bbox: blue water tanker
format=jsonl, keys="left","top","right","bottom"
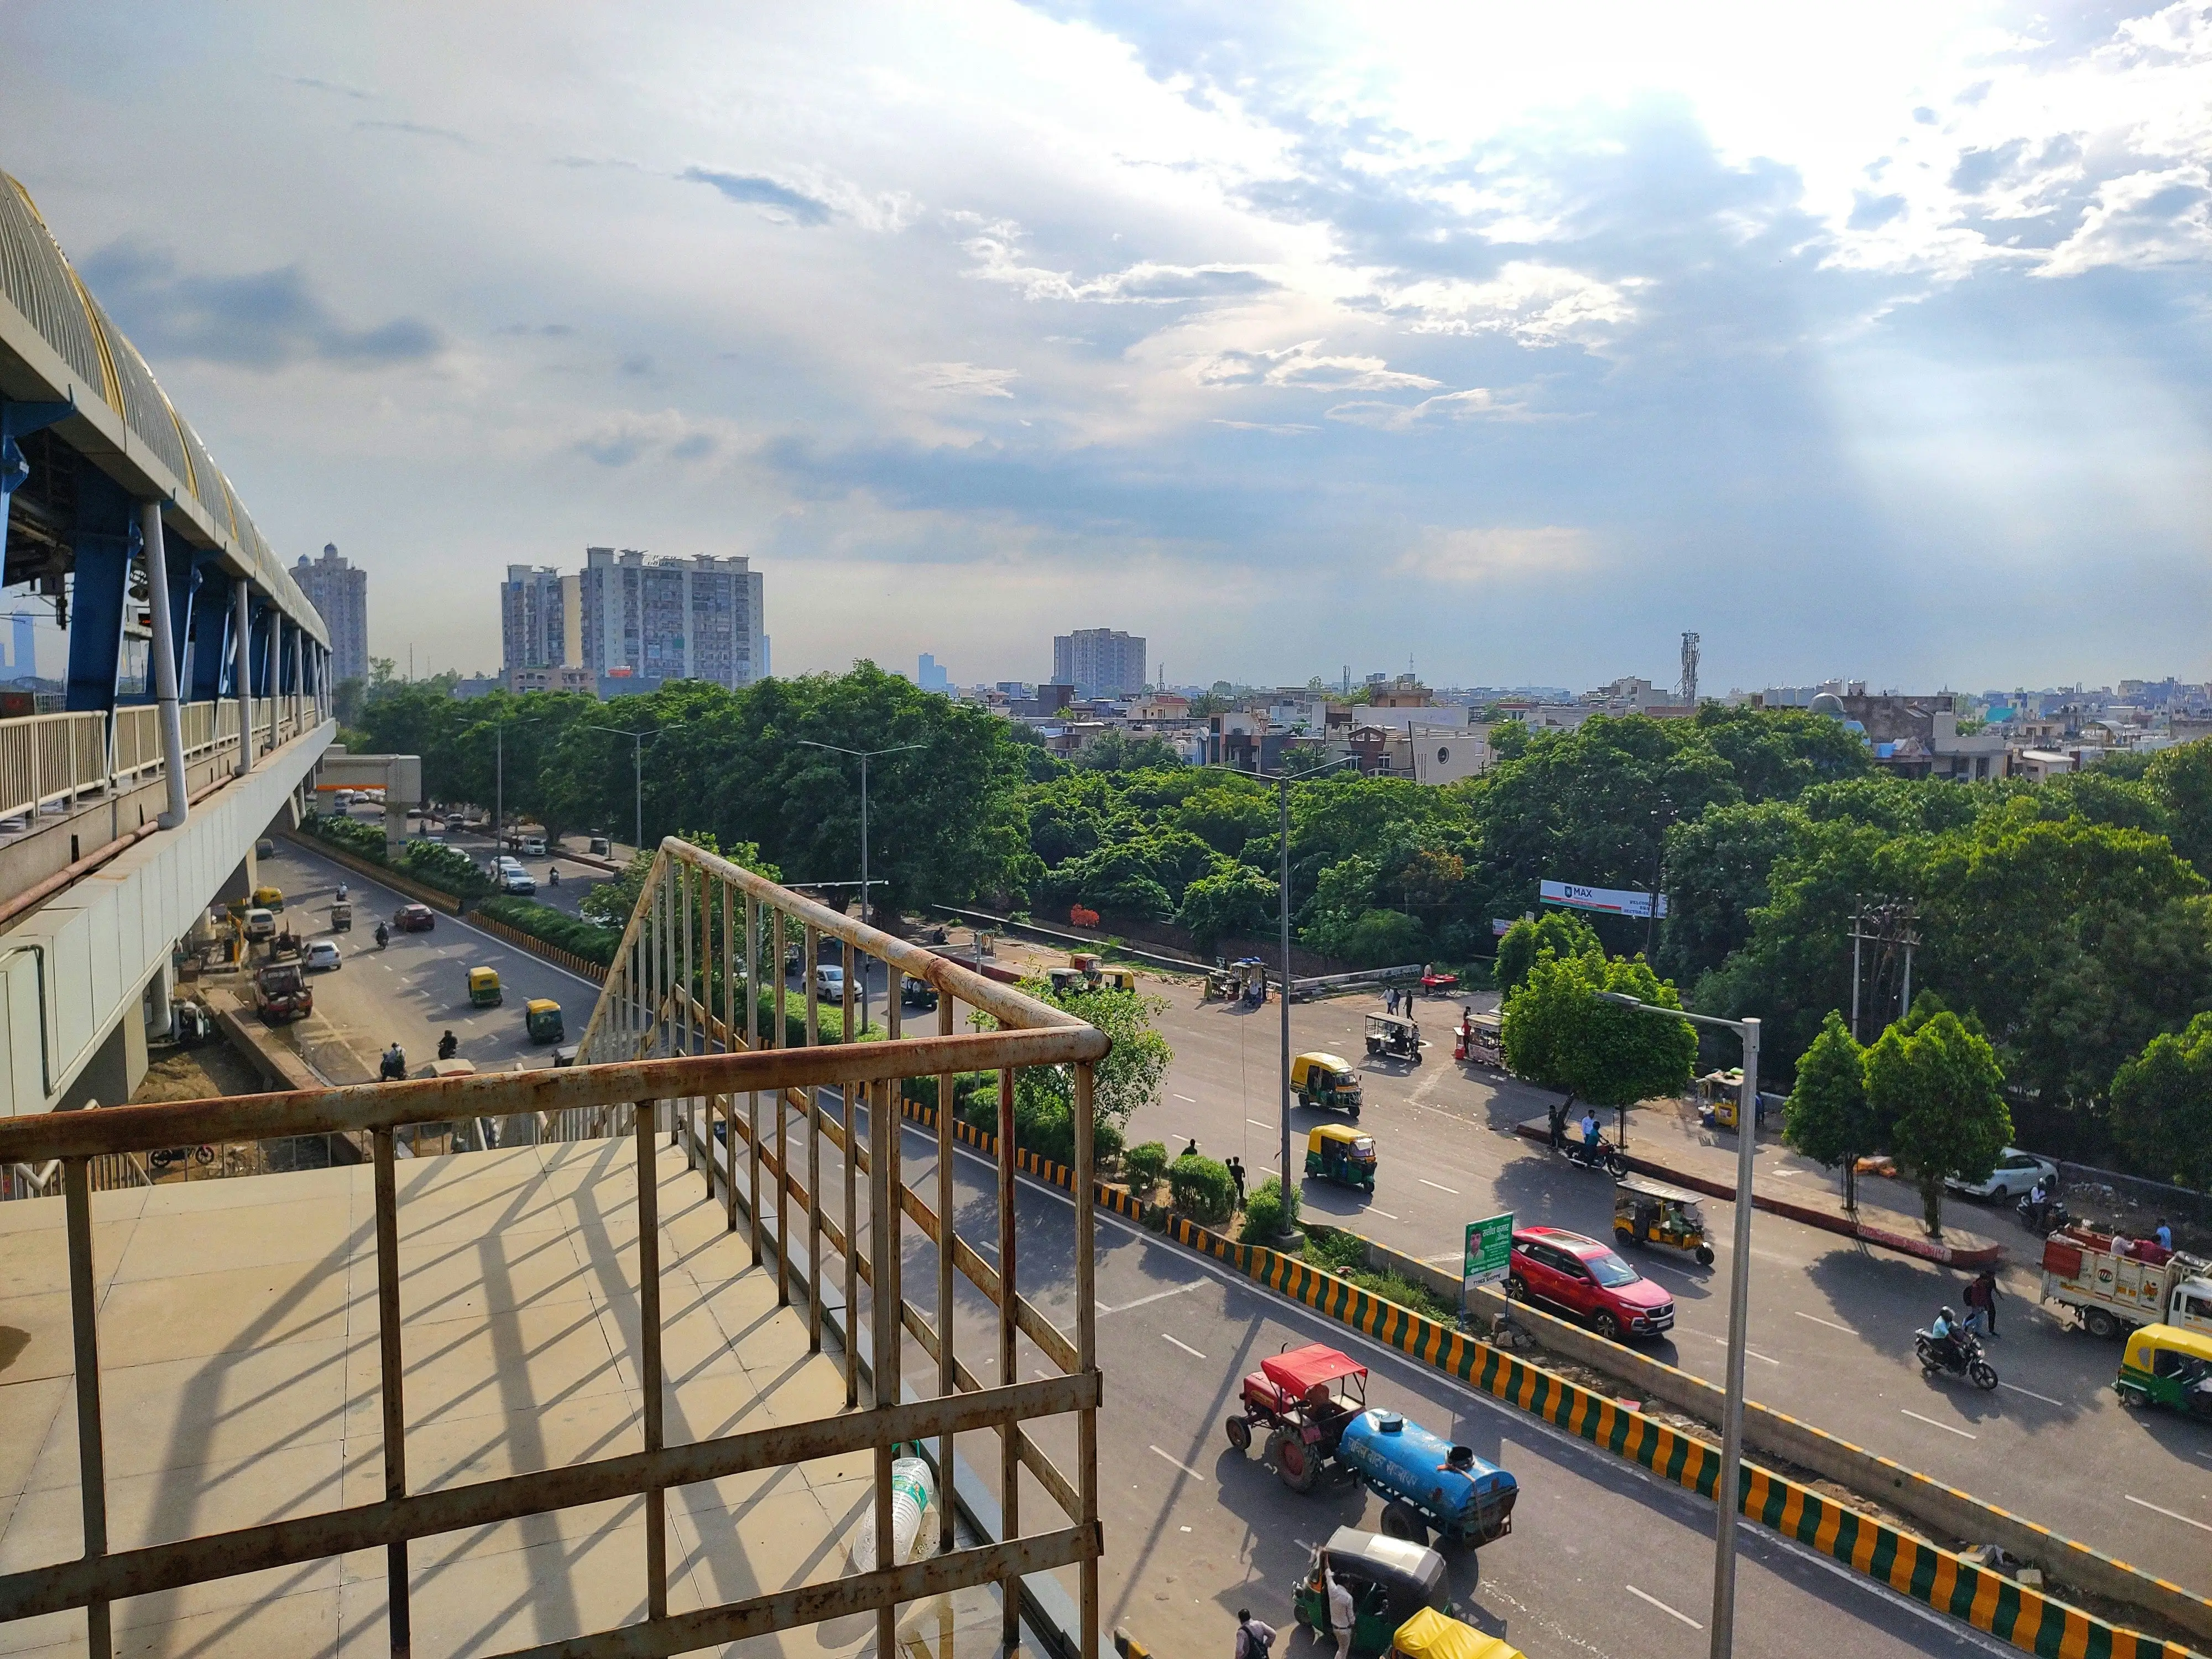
{"left": 1335, "top": 1409, "right": 1518, "bottom": 1555}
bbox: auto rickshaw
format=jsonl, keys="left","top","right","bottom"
{"left": 467, "top": 965, "right": 504, "bottom": 1007}
{"left": 1306, "top": 1124, "right": 1377, "bottom": 1191}
{"left": 1365, "top": 1013, "right": 1422, "bottom": 1062}
{"left": 2116, "top": 1323, "right": 2212, "bottom": 1422}
{"left": 1613, "top": 1175, "right": 1714, "bottom": 1264}
{"left": 1292, "top": 1529, "right": 1454, "bottom": 1658}
{"left": 525, "top": 998, "right": 564, "bottom": 1044}
{"left": 1453, "top": 1011, "right": 1501, "bottom": 1067}
{"left": 1389, "top": 1606, "right": 1525, "bottom": 1659}
{"left": 255, "top": 884, "right": 285, "bottom": 914}
{"left": 1292, "top": 1051, "right": 1362, "bottom": 1116}
{"left": 331, "top": 899, "right": 352, "bottom": 932}
{"left": 1096, "top": 966, "right": 1137, "bottom": 993}
{"left": 901, "top": 973, "right": 938, "bottom": 1009}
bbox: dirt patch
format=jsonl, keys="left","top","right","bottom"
{"left": 132, "top": 1035, "right": 267, "bottom": 1103}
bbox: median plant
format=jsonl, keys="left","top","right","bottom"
{"left": 1167, "top": 1152, "right": 1235, "bottom": 1225}
{"left": 1121, "top": 1140, "right": 1170, "bottom": 1202}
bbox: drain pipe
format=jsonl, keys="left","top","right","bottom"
{"left": 139, "top": 501, "right": 189, "bottom": 829}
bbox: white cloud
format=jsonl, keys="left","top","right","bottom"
{"left": 1402, "top": 525, "right": 1599, "bottom": 582}
{"left": 1326, "top": 388, "right": 1520, "bottom": 430}
{"left": 911, "top": 361, "right": 1021, "bottom": 397}
{"left": 2040, "top": 164, "right": 2212, "bottom": 277}
{"left": 1189, "top": 338, "right": 1439, "bottom": 392}
{"left": 960, "top": 218, "right": 1278, "bottom": 304}
{"left": 1377, "top": 263, "right": 1637, "bottom": 347}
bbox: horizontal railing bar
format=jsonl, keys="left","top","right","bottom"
{"left": 0, "top": 1373, "right": 1098, "bottom": 1619}
{"left": 0, "top": 1029, "right": 1105, "bottom": 1163}
{"left": 654, "top": 838, "right": 1086, "bottom": 1034}
{"left": 488, "top": 1525, "right": 1094, "bottom": 1659}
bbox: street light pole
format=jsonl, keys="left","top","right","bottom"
{"left": 796, "top": 740, "right": 923, "bottom": 929}
{"left": 581, "top": 722, "right": 684, "bottom": 857}
{"left": 1597, "top": 991, "right": 1759, "bottom": 1659}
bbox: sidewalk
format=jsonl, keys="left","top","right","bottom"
{"left": 1517, "top": 1100, "right": 2004, "bottom": 1267}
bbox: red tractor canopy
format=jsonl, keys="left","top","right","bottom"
{"left": 1263, "top": 1343, "right": 1368, "bottom": 1402}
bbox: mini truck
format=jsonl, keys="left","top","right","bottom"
{"left": 2041, "top": 1227, "right": 2212, "bottom": 1341}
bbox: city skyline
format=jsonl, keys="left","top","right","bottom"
{"left": 4, "top": 6, "right": 2208, "bottom": 692}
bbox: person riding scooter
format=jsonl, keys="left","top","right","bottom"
{"left": 437, "top": 1030, "right": 459, "bottom": 1061}
{"left": 379, "top": 1042, "right": 407, "bottom": 1082}
{"left": 548, "top": 865, "right": 560, "bottom": 887}
{"left": 375, "top": 922, "right": 390, "bottom": 949}
{"left": 336, "top": 880, "right": 349, "bottom": 901}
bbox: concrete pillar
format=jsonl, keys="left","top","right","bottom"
{"left": 144, "top": 958, "right": 173, "bottom": 1042}
{"left": 233, "top": 580, "right": 254, "bottom": 775}
{"left": 138, "top": 501, "right": 190, "bottom": 829}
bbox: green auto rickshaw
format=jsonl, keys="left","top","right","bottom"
{"left": 467, "top": 966, "right": 503, "bottom": 1007}
{"left": 1292, "top": 1528, "right": 1453, "bottom": 1657}
{"left": 1305, "top": 1124, "right": 1377, "bottom": 1192}
{"left": 525, "top": 998, "right": 565, "bottom": 1044}
{"left": 1292, "top": 1051, "right": 1362, "bottom": 1117}
{"left": 2116, "top": 1324, "right": 2212, "bottom": 1422}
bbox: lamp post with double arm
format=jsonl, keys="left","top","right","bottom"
{"left": 581, "top": 721, "right": 686, "bottom": 856}
{"left": 796, "top": 740, "right": 923, "bottom": 929}
{"left": 1596, "top": 990, "right": 1759, "bottom": 1659}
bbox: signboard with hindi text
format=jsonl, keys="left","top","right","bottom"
{"left": 1464, "top": 1213, "right": 1514, "bottom": 1304}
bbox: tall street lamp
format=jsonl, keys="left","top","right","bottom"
{"left": 491, "top": 715, "right": 541, "bottom": 857}
{"left": 582, "top": 722, "right": 686, "bottom": 855}
{"left": 1203, "top": 752, "right": 1354, "bottom": 1233}
{"left": 795, "top": 740, "right": 922, "bottom": 928}
{"left": 1597, "top": 990, "right": 1759, "bottom": 1659}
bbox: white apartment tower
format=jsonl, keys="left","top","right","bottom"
{"left": 500, "top": 565, "right": 567, "bottom": 674}
{"left": 294, "top": 543, "right": 369, "bottom": 684}
{"left": 1052, "top": 627, "right": 1146, "bottom": 697}
{"left": 576, "top": 547, "right": 766, "bottom": 688}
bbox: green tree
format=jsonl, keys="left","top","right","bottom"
{"left": 1693, "top": 702, "right": 1871, "bottom": 802}
{"left": 1176, "top": 865, "right": 1276, "bottom": 953}
{"left": 2147, "top": 739, "right": 2212, "bottom": 876}
{"left": 967, "top": 978, "right": 1173, "bottom": 1168}
{"left": 1864, "top": 1010, "right": 2010, "bottom": 1237}
{"left": 2110, "top": 1012, "right": 2212, "bottom": 1190}
{"left": 1501, "top": 950, "right": 1698, "bottom": 1135}
{"left": 332, "top": 676, "right": 366, "bottom": 728}
{"left": 1653, "top": 800, "right": 1807, "bottom": 984}
{"left": 580, "top": 834, "right": 779, "bottom": 927}
{"left": 1495, "top": 910, "right": 1600, "bottom": 993}
{"left": 1783, "top": 1012, "right": 1879, "bottom": 1211}
{"left": 1074, "top": 731, "right": 1185, "bottom": 772}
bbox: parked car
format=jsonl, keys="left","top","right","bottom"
{"left": 242, "top": 907, "right": 277, "bottom": 943}
{"left": 1507, "top": 1225, "right": 1675, "bottom": 1342}
{"left": 815, "top": 964, "right": 846, "bottom": 999}
{"left": 1947, "top": 1146, "right": 2058, "bottom": 1201}
{"left": 393, "top": 903, "right": 437, "bottom": 933}
{"left": 302, "top": 940, "right": 343, "bottom": 971}
{"left": 519, "top": 836, "right": 547, "bottom": 856}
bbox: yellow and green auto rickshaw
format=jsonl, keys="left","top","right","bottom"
{"left": 1390, "top": 1605, "right": 1525, "bottom": 1659}
{"left": 1306, "top": 1124, "right": 1378, "bottom": 1192}
{"left": 525, "top": 998, "right": 564, "bottom": 1044}
{"left": 2116, "top": 1323, "right": 2212, "bottom": 1422}
{"left": 1613, "top": 1176, "right": 1715, "bottom": 1265}
{"left": 1291, "top": 1051, "right": 1362, "bottom": 1117}
{"left": 467, "top": 966, "right": 503, "bottom": 1008}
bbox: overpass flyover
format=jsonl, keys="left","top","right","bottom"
{"left": 0, "top": 166, "right": 337, "bottom": 1120}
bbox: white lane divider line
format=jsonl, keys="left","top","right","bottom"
{"left": 1097, "top": 1282, "right": 1202, "bottom": 1316}
{"left": 2125, "top": 1494, "right": 2212, "bottom": 1533}
{"left": 1418, "top": 1178, "right": 1460, "bottom": 1194}
{"left": 1625, "top": 1584, "right": 1703, "bottom": 1629}
{"left": 1900, "top": 1409, "right": 1976, "bottom": 1439}
{"left": 1161, "top": 1333, "right": 1207, "bottom": 1360}
{"left": 1367, "top": 1209, "right": 1401, "bottom": 1221}
{"left": 1248, "top": 1119, "right": 1273, "bottom": 1130}
{"left": 1149, "top": 1443, "right": 1204, "bottom": 1480}
{"left": 1679, "top": 1329, "right": 1781, "bottom": 1366}
{"left": 1794, "top": 1311, "right": 1854, "bottom": 1334}
{"left": 1998, "top": 1380, "right": 2065, "bottom": 1408}
{"left": 1174, "top": 1094, "right": 1198, "bottom": 1103}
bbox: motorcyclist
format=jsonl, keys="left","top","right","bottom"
{"left": 375, "top": 922, "right": 390, "bottom": 948}
{"left": 1929, "top": 1305, "right": 1966, "bottom": 1370}
{"left": 336, "top": 880, "right": 349, "bottom": 901}
{"left": 379, "top": 1042, "right": 406, "bottom": 1082}
{"left": 437, "top": 1030, "right": 459, "bottom": 1061}
{"left": 1580, "top": 1109, "right": 1600, "bottom": 1149}
{"left": 548, "top": 864, "right": 560, "bottom": 887}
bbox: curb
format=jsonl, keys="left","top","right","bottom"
{"left": 906, "top": 1098, "right": 2200, "bottom": 1659}
{"left": 471, "top": 914, "right": 611, "bottom": 985}
{"left": 1512, "top": 1121, "right": 2005, "bottom": 1269}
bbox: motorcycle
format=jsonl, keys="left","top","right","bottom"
{"left": 437, "top": 1031, "right": 460, "bottom": 1061}
{"left": 374, "top": 923, "right": 390, "bottom": 950}
{"left": 2016, "top": 1192, "right": 2070, "bottom": 1237}
{"left": 548, "top": 866, "right": 560, "bottom": 887}
{"left": 379, "top": 1050, "right": 408, "bottom": 1082}
{"left": 1914, "top": 1328, "right": 2000, "bottom": 1390}
{"left": 1559, "top": 1136, "right": 1629, "bottom": 1178}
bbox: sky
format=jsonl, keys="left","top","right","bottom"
{"left": 4, "top": 2, "right": 2209, "bottom": 693}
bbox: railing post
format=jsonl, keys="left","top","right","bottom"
{"left": 870, "top": 998, "right": 899, "bottom": 1659}
{"left": 804, "top": 922, "right": 822, "bottom": 1354}
{"left": 677, "top": 861, "right": 692, "bottom": 1159}
{"left": 62, "top": 1157, "right": 111, "bottom": 1659}
{"left": 842, "top": 938, "right": 858, "bottom": 1411}
{"left": 937, "top": 988, "right": 956, "bottom": 1554}
{"left": 745, "top": 894, "right": 761, "bottom": 1267}
{"left": 997, "top": 1063, "right": 1020, "bottom": 1651}
{"left": 1074, "top": 1060, "right": 1100, "bottom": 1657}
{"left": 721, "top": 877, "right": 737, "bottom": 1233}
{"left": 371, "top": 1128, "right": 411, "bottom": 1657}
{"left": 635, "top": 1103, "right": 669, "bottom": 1621}
{"left": 772, "top": 907, "right": 787, "bottom": 1306}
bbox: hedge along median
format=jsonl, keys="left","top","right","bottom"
{"left": 281, "top": 826, "right": 461, "bottom": 915}
{"left": 895, "top": 1093, "right": 2205, "bottom": 1659}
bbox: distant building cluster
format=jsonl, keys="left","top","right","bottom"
{"left": 293, "top": 543, "right": 369, "bottom": 685}
{"left": 1052, "top": 627, "right": 1146, "bottom": 697}
{"left": 498, "top": 547, "right": 767, "bottom": 699}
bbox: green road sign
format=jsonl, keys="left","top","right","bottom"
{"left": 1464, "top": 1213, "right": 1513, "bottom": 1294}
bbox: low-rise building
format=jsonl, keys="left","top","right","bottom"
{"left": 506, "top": 664, "right": 597, "bottom": 696}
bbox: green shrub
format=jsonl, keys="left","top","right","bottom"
{"left": 302, "top": 813, "right": 387, "bottom": 861}
{"left": 1121, "top": 1140, "right": 1170, "bottom": 1202}
{"left": 399, "top": 838, "right": 494, "bottom": 898}
{"left": 954, "top": 1087, "right": 1123, "bottom": 1168}
{"left": 1301, "top": 1228, "right": 1367, "bottom": 1274}
{"left": 1167, "top": 1152, "right": 1235, "bottom": 1225}
{"left": 476, "top": 897, "right": 624, "bottom": 967}
{"left": 1237, "top": 1174, "right": 1300, "bottom": 1243}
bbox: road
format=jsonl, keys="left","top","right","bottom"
{"left": 729, "top": 1081, "right": 2030, "bottom": 1659}
{"left": 1075, "top": 958, "right": 2212, "bottom": 1597}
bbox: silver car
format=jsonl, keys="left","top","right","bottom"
{"left": 1946, "top": 1146, "right": 2057, "bottom": 1200}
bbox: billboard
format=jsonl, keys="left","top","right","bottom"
{"left": 1464, "top": 1214, "right": 1514, "bottom": 1301}
{"left": 1540, "top": 879, "right": 1668, "bottom": 920}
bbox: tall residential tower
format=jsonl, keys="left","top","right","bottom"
{"left": 294, "top": 542, "right": 369, "bottom": 684}
{"left": 1051, "top": 627, "right": 1145, "bottom": 697}
{"left": 576, "top": 547, "right": 766, "bottom": 689}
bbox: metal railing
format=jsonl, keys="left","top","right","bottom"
{"left": 0, "top": 697, "right": 315, "bottom": 825}
{"left": 0, "top": 843, "right": 1109, "bottom": 1659}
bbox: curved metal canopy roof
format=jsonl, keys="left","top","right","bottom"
{"left": 0, "top": 167, "right": 327, "bottom": 645}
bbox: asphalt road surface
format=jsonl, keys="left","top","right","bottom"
{"left": 1085, "top": 962, "right": 2212, "bottom": 1597}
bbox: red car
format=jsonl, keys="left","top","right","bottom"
{"left": 1508, "top": 1225, "right": 1674, "bottom": 1342}
{"left": 392, "top": 903, "right": 437, "bottom": 932}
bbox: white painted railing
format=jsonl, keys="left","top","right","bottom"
{"left": 0, "top": 697, "right": 317, "bottom": 826}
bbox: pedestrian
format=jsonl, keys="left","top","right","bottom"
{"left": 1233, "top": 1608, "right": 1276, "bottom": 1659}
{"left": 1227, "top": 1156, "right": 1247, "bottom": 1209}
{"left": 1547, "top": 1099, "right": 1567, "bottom": 1151}
{"left": 2027, "top": 1176, "right": 2049, "bottom": 1233}
{"left": 1384, "top": 986, "right": 1396, "bottom": 1016}
{"left": 1324, "top": 1566, "right": 1355, "bottom": 1659}
{"left": 2154, "top": 1218, "right": 2174, "bottom": 1252}
{"left": 1963, "top": 1266, "right": 2000, "bottom": 1337}
{"left": 1580, "top": 1108, "right": 1600, "bottom": 1148}
{"left": 1183, "top": 1137, "right": 1200, "bottom": 1161}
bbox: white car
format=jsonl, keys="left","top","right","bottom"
{"left": 500, "top": 868, "right": 537, "bottom": 895}
{"left": 302, "top": 940, "right": 343, "bottom": 972}
{"left": 1946, "top": 1146, "right": 2057, "bottom": 1200}
{"left": 814, "top": 964, "right": 846, "bottom": 999}
{"left": 519, "top": 836, "right": 547, "bottom": 856}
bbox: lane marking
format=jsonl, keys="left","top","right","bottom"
{"left": 1366, "top": 1209, "right": 1400, "bottom": 1220}
{"left": 1997, "top": 1381, "right": 2065, "bottom": 1408}
{"left": 1173, "top": 1094, "right": 1198, "bottom": 1103}
{"left": 1900, "top": 1409, "right": 1976, "bottom": 1439}
{"left": 1625, "top": 1584, "right": 1702, "bottom": 1629}
{"left": 1677, "top": 1329, "right": 1780, "bottom": 1366}
{"left": 1097, "top": 1283, "right": 1202, "bottom": 1316}
{"left": 2125, "top": 1494, "right": 2212, "bottom": 1533}
{"left": 1794, "top": 1311, "right": 1854, "bottom": 1334}
{"left": 1161, "top": 1333, "right": 1206, "bottom": 1360}
{"left": 1149, "top": 1444, "right": 1205, "bottom": 1480}
{"left": 1418, "top": 1178, "right": 1460, "bottom": 1194}
{"left": 1247, "top": 1119, "right": 1273, "bottom": 1130}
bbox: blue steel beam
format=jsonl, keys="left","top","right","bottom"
{"left": 64, "top": 460, "right": 133, "bottom": 716}
{"left": 190, "top": 566, "right": 232, "bottom": 702}
{"left": 0, "top": 395, "right": 75, "bottom": 568}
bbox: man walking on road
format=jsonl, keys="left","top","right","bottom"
{"left": 1963, "top": 1267, "right": 2000, "bottom": 1337}
{"left": 1234, "top": 1608, "right": 1276, "bottom": 1659}
{"left": 1547, "top": 1098, "right": 1568, "bottom": 1152}
{"left": 1324, "top": 1566, "right": 1355, "bottom": 1659}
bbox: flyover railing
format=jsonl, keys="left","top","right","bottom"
{"left": 0, "top": 843, "right": 1109, "bottom": 1659}
{"left": 0, "top": 697, "right": 315, "bottom": 825}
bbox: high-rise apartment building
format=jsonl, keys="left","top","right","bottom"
{"left": 576, "top": 547, "right": 766, "bottom": 689}
{"left": 293, "top": 542, "right": 369, "bottom": 684}
{"left": 1051, "top": 627, "right": 1145, "bottom": 697}
{"left": 500, "top": 566, "right": 567, "bottom": 674}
